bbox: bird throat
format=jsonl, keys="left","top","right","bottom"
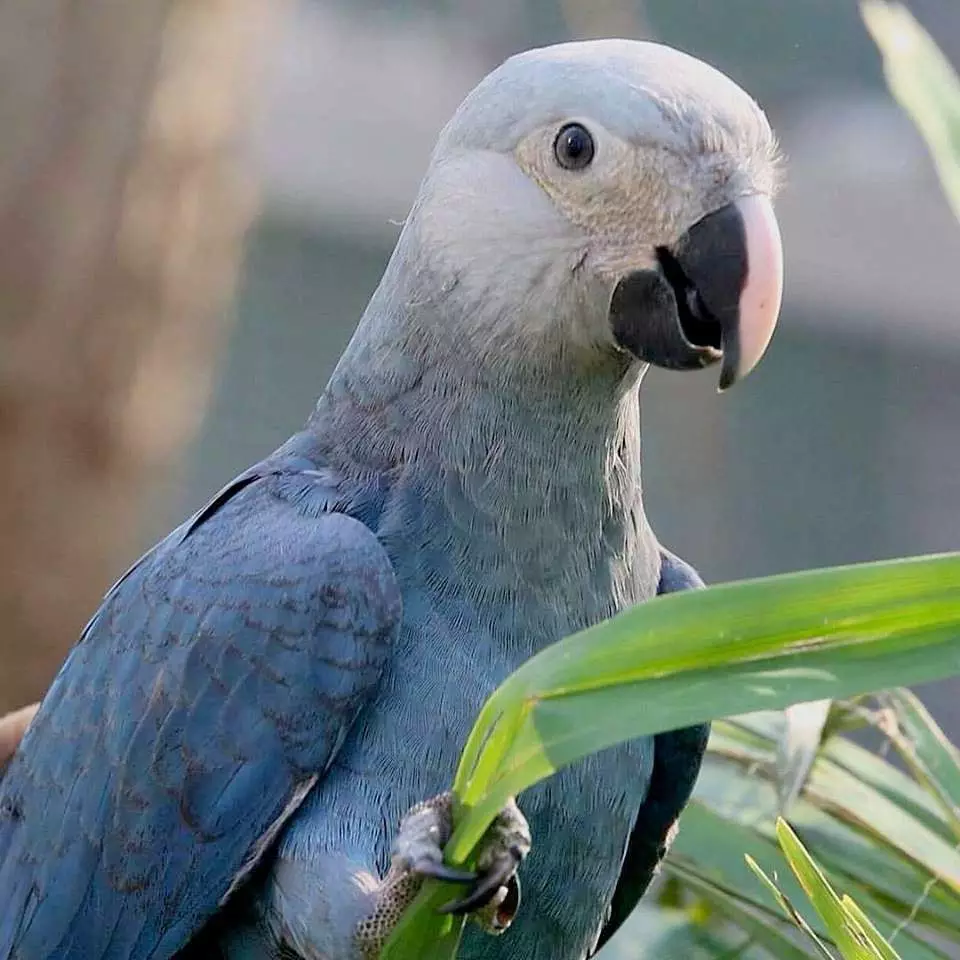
{"left": 314, "top": 254, "right": 655, "bottom": 609}
{"left": 320, "top": 351, "right": 650, "bottom": 605}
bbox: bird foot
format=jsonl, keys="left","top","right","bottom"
{"left": 355, "top": 791, "right": 530, "bottom": 957}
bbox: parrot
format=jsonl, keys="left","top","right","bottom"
{"left": 0, "top": 38, "right": 784, "bottom": 960}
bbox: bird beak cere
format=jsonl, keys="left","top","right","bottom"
{"left": 608, "top": 194, "right": 783, "bottom": 390}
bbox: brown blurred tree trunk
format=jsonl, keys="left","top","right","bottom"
{"left": 0, "top": 705, "right": 38, "bottom": 775}
{"left": 0, "top": 0, "right": 279, "bottom": 711}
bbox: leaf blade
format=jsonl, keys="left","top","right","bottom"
{"left": 385, "top": 554, "right": 960, "bottom": 958}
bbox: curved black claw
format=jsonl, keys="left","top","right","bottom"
{"left": 437, "top": 846, "right": 523, "bottom": 916}
{"left": 412, "top": 859, "right": 478, "bottom": 884}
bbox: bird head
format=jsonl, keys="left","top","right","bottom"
{"left": 405, "top": 39, "right": 784, "bottom": 390}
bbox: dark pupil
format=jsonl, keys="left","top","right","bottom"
{"left": 563, "top": 129, "right": 588, "bottom": 161}
{"left": 556, "top": 124, "right": 593, "bottom": 169}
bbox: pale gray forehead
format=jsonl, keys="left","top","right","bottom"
{"left": 436, "top": 39, "right": 773, "bottom": 160}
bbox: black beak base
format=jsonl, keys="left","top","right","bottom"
{"left": 609, "top": 201, "right": 749, "bottom": 389}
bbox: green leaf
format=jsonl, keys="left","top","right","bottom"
{"left": 776, "top": 819, "right": 886, "bottom": 959}
{"left": 840, "top": 898, "right": 900, "bottom": 960}
{"left": 383, "top": 554, "right": 960, "bottom": 958}
{"left": 661, "top": 859, "right": 817, "bottom": 960}
{"left": 457, "top": 555, "right": 960, "bottom": 848}
{"left": 745, "top": 854, "right": 837, "bottom": 958}
{"left": 804, "top": 757, "right": 960, "bottom": 896}
{"left": 778, "top": 700, "right": 833, "bottom": 813}
{"left": 605, "top": 903, "right": 770, "bottom": 960}
{"left": 820, "top": 734, "right": 954, "bottom": 845}
{"left": 720, "top": 709, "right": 957, "bottom": 868}
{"left": 878, "top": 690, "right": 960, "bottom": 838}
{"left": 861, "top": 0, "right": 960, "bottom": 221}
{"left": 656, "top": 706, "right": 960, "bottom": 957}
{"left": 702, "top": 729, "right": 960, "bottom": 935}
{"left": 669, "top": 801, "right": 839, "bottom": 955}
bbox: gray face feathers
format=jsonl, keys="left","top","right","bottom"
{"left": 440, "top": 39, "right": 780, "bottom": 191}
{"left": 359, "top": 38, "right": 784, "bottom": 390}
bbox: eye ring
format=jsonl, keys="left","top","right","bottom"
{"left": 553, "top": 123, "right": 595, "bottom": 171}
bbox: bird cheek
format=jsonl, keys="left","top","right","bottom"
{"left": 585, "top": 242, "right": 658, "bottom": 282}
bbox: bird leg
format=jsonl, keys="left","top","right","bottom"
{"left": 355, "top": 791, "right": 531, "bottom": 958}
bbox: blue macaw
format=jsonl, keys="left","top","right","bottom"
{"left": 0, "top": 38, "right": 783, "bottom": 960}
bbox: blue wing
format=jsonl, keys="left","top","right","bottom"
{"left": 0, "top": 460, "right": 400, "bottom": 959}
{"left": 594, "top": 547, "right": 710, "bottom": 953}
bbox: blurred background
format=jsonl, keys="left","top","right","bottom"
{"left": 2, "top": 2, "right": 960, "bottom": 727}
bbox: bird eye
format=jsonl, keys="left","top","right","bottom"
{"left": 553, "top": 123, "right": 595, "bottom": 171}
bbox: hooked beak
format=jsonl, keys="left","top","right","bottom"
{"left": 609, "top": 194, "right": 784, "bottom": 390}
